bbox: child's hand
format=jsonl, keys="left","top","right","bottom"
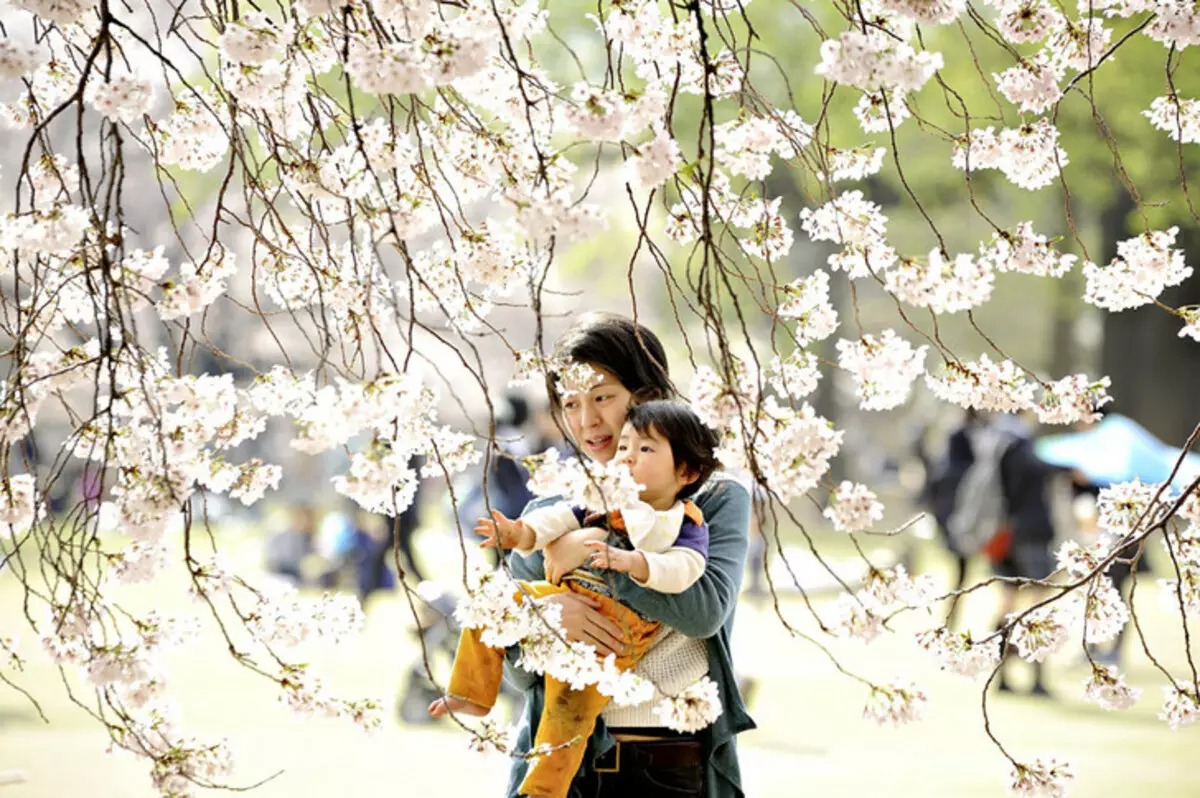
{"left": 583, "top": 541, "right": 649, "bottom": 582}
{"left": 475, "top": 510, "right": 533, "bottom": 551}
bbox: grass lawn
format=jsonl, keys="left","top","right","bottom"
{"left": 1, "top": 522, "right": 1198, "bottom": 797}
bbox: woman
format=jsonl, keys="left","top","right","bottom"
{"left": 503, "top": 312, "right": 754, "bottom": 797}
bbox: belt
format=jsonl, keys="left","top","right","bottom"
{"left": 592, "top": 738, "right": 704, "bottom": 773}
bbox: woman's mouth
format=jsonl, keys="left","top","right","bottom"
{"left": 584, "top": 434, "right": 613, "bottom": 454}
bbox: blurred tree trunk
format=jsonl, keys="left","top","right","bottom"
{"left": 1099, "top": 191, "right": 1200, "bottom": 445}
{"left": 1049, "top": 268, "right": 1084, "bottom": 377}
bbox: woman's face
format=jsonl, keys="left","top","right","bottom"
{"left": 560, "top": 367, "right": 634, "bottom": 463}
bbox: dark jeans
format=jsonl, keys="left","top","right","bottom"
{"left": 573, "top": 738, "right": 705, "bottom": 797}
{"left": 577, "top": 766, "right": 704, "bottom": 797}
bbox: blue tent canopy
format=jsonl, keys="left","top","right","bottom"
{"left": 1035, "top": 414, "right": 1200, "bottom": 493}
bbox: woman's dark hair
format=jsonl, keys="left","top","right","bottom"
{"left": 547, "top": 313, "right": 676, "bottom": 413}
{"left": 625, "top": 400, "right": 720, "bottom": 500}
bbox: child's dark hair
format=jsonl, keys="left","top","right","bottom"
{"left": 625, "top": 400, "right": 720, "bottom": 500}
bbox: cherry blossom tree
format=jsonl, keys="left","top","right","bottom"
{"left": 0, "top": 0, "right": 1198, "bottom": 796}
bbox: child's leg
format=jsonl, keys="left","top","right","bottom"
{"left": 520, "top": 591, "right": 661, "bottom": 798}
{"left": 431, "top": 580, "right": 571, "bottom": 718}
{"left": 518, "top": 678, "right": 610, "bottom": 798}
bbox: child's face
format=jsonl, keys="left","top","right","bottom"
{"left": 615, "top": 421, "right": 695, "bottom": 509}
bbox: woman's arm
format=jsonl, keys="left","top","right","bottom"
{"left": 609, "top": 477, "right": 751, "bottom": 638}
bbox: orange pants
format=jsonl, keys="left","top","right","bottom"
{"left": 447, "top": 579, "right": 660, "bottom": 798}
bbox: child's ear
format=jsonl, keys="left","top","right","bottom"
{"left": 678, "top": 463, "right": 699, "bottom": 485}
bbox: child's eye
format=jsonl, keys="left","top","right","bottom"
{"left": 640, "top": 445, "right": 653, "bottom": 453}
{"left": 564, "top": 399, "right": 579, "bottom": 411}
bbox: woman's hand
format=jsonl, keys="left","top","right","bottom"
{"left": 535, "top": 591, "right": 628, "bottom": 658}
{"left": 543, "top": 527, "right": 606, "bottom": 584}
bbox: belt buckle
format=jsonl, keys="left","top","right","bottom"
{"left": 594, "top": 741, "right": 620, "bottom": 774}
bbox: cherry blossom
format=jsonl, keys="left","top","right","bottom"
{"left": 777, "top": 269, "right": 840, "bottom": 347}
{"left": 824, "top": 481, "right": 885, "bottom": 532}
{"left": 1144, "top": 94, "right": 1200, "bottom": 143}
{"left": 1009, "top": 606, "right": 1071, "bottom": 663}
{"left": 653, "top": 676, "right": 723, "bottom": 732}
{"left": 836, "top": 330, "right": 928, "bottom": 411}
{"left": 1009, "top": 757, "right": 1074, "bottom": 798}
{"left": 816, "top": 29, "right": 943, "bottom": 93}
{"left": 1083, "top": 227, "right": 1193, "bottom": 312}
{"left": 1083, "top": 664, "right": 1142, "bottom": 710}
{"left": 1159, "top": 681, "right": 1200, "bottom": 730}
{"left": 863, "top": 680, "right": 928, "bottom": 726}
{"left": 916, "top": 627, "right": 1003, "bottom": 680}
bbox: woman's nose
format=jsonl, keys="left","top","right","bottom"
{"left": 580, "top": 401, "right": 599, "bottom": 427}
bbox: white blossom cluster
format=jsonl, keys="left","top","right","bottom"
{"left": 1144, "top": 94, "right": 1200, "bottom": 144}
{"left": 277, "top": 663, "right": 383, "bottom": 732}
{"left": 978, "top": 222, "right": 1078, "bottom": 278}
{"left": 653, "top": 676, "right": 723, "bottom": 732}
{"left": 767, "top": 349, "right": 822, "bottom": 400}
{"left": 854, "top": 89, "right": 911, "bottom": 133}
{"left": 85, "top": 72, "right": 154, "bottom": 123}
{"left": 800, "top": 191, "right": 899, "bottom": 278}
{"left": 1158, "top": 522, "right": 1200, "bottom": 617}
{"left": 823, "top": 481, "right": 885, "bottom": 532}
{"left": 836, "top": 330, "right": 928, "bottom": 411}
{"left": 1069, "top": 576, "right": 1131, "bottom": 645}
{"left": 776, "top": 269, "right": 840, "bottom": 347}
{"left": 0, "top": 474, "right": 42, "bottom": 538}
{"left": 1008, "top": 605, "right": 1070, "bottom": 663}
{"left": 0, "top": 37, "right": 41, "bottom": 79}
{"left": 883, "top": 249, "right": 995, "bottom": 314}
{"left": 665, "top": 171, "right": 793, "bottom": 261}
{"left": 1083, "top": 227, "right": 1193, "bottom": 312}
{"left": 522, "top": 448, "right": 643, "bottom": 512}
{"left": 1009, "top": 757, "right": 1074, "bottom": 798}
{"left": 925, "top": 355, "right": 1111, "bottom": 424}
{"left": 713, "top": 397, "right": 843, "bottom": 502}
{"left": 1178, "top": 307, "right": 1200, "bottom": 342}
{"left": 994, "top": 55, "right": 1063, "bottom": 114}
{"left": 1095, "top": 479, "right": 1171, "bottom": 536}
{"left": 862, "top": 680, "right": 928, "bottom": 726}
{"left": 714, "top": 111, "right": 812, "bottom": 180}
{"left": 831, "top": 565, "right": 937, "bottom": 643}
{"left": 147, "top": 87, "right": 228, "bottom": 172}
{"left": 157, "top": 246, "right": 238, "bottom": 321}
{"left": 916, "top": 627, "right": 1004, "bottom": 680}
{"left": 1159, "top": 681, "right": 1200, "bottom": 730}
{"left": 1083, "top": 663, "right": 1142, "bottom": 710}
{"left": 827, "top": 146, "right": 886, "bottom": 182}
{"left": 815, "top": 29, "right": 944, "bottom": 93}
{"left": 952, "top": 120, "right": 1069, "bottom": 190}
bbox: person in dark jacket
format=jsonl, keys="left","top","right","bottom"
{"left": 990, "top": 413, "right": 1060, "bottom": 697}
{"left": 916, "top": 409, "right": 983, "bottom": 628}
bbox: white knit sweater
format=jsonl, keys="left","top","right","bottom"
{"left": 601, "top": 627, "right": 709, "bottom": 727}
